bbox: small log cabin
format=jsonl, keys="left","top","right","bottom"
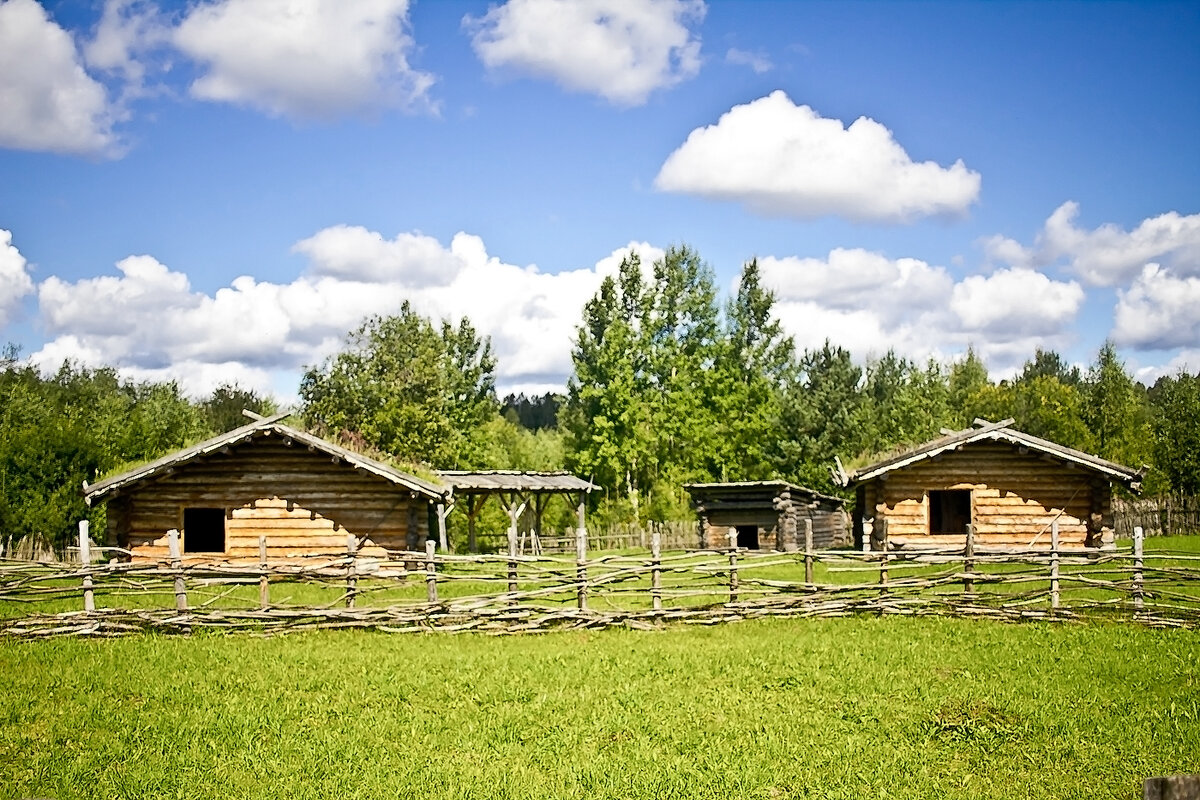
{"left": 83, "top": 413, "right": 449, "bottom": 561}
{"left": 840, "top": 418, "right": 1146, "bottom": 551}
{"left": 684, "top": 481, "right": 848, "bottom": 551}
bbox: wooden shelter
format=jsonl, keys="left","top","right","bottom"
{"left": 436, "top": 470, "right": 596, "bottom": 553}
{"left": 84, "top": 413, "right": 449, "bottom": 561}
{"left": 839, "top": 418, "right": 1146, "bottom": 551}
{"left": 684, "top": 481, "right": 848, "bottom": 551}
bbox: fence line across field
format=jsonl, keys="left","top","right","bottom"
{"left": 0, "top": 520, "right": 1197, "bottom": 638}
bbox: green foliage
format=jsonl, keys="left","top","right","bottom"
{"left": 1151, "top": 371, "right": 1200, "bottom": 494}
{"left": 299, "top": 302, "right": 498, "bottom": 468}
{"left": 1083, "top": 341, "right": 1151, "bottom": 466}
{"left": 202, "top": 383, "right": 278, "bottom": 433}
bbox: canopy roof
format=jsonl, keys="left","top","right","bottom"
{"left": 841, "top": 418, "right": 1147, "bottom": 492}
{"left": 437, "top": 470, "right": 596, "bottom": 495}
{"left": 84, "top": 413, "right": 448, "bottom": 505}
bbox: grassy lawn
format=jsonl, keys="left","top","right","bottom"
{"left": 1, "top": 616, "right": 1197, "bottom": 799}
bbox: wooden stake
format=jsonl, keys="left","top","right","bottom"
{"left": 507, "top": 519, "right": 518, "bottom": 594}
{"left": 878, "top": 517, "right": 889, "bottom": 596}
{"left": 78, "top": 520, "right": 95, "bottom": 612}
{"left": 804, "top": 518, "right": 814, "bottom": 586}
{"left": 650, "top": 530, "right": 662, "bottom": 612}
{"left": 425, "top": 539, "right": 438, "bottom": 604}
{"left": 575, "top": 522, "right": 588, "bottom": 612}
{"left": 728, "top": 529, "right": 739, "bottom": 604}
{"left": 258, "top": 535, "right": 269, "bottom": 609}
{"left": 346, "top": 533, "right": 357, "bottom": 609}
{"left": 167, "top": 528, "right": 187, "bottom": 611}
{"left": 436, "top": 502, "right": 449, "bottom": 552}
{"left": 1133, "top": 525, "right": 1145, "bottom": 614}
{"left": 1050, "top": 521, "right": 1060, "bottom": 610}
{"left": 963, "top": 523, "right": 975, "bottom": 597}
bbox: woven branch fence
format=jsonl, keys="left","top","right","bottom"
{"left": 1, "top": 522, "right": 1196, "bottom": 639}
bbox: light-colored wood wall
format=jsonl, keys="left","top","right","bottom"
{"left": 105, "top": 436, "right": 432, "bottom": 561}
{"left": 857, "top": 443, "right": 1111, "bottom": 548}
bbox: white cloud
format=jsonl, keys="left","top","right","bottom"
{"left": 174, "top": 0, "right": 435, "bottom": 119}
{"left": 725, "top": 47, "right": 770, "bottom": 73}
{"left": 83, "top": 0, "right": 170, "bottom": 97}
{"left": 31, "top": 229, "right": 665, "bottom": 398}
{"left": 1112, "top": 263, "right": 1200, "bottom": 351}
{"left": 760, "top": 248, "right": 1081, "bottom": 372}
{"left": 654, "top": 91, "right": 981, "bottom": 223}
{"left": 1038, "top": 201, "right": 1200, "bottom": 287}
{"left": 0, "top": 230, "right": 35, "bottom": 325}
{"left": 466, "top": 0, "right": 704, "bottom": 106}
{"left": 0, "top": 0, "right": 119, "bottom": 155}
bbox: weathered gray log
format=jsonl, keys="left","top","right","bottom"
{"left": 963, "top": 523, "right": 975, "bottom": 597}
{"left": 345, "top": 533, "right": 357, "bottom": 609}
{"left": 1144, "top": 775, "right": 1200, "bottom": 800}
{"left": 79, "top": 520, "right": 95, "bottom": 612}
{"left": 258, "top": 535, "right": 270, "bottom": 608}
{"left": 804, "top": 518, "right": 814, "bottom": 586}
{"left": 651, "top": 530, "right": 663, "bottom": 611}
{"left": 1050, "top": 521, "right": 1060, "bottom": 610}
{"left": 575, "top": 519, "right": 588, "bottom": 612}
{"left": 167, "top": 528, "right": 187, "bottom": 611}
{"left": 425, "top": 539, "right": 438, "bottom": 603}
{"left": 728, "top": 529, "right": 739, "bottom": 604}
{"left": 1134, "top": 525, "right": 1145, "bottom": 614}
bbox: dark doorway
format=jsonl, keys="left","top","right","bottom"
{"left": 929, "top": 490, "right": 971, "bottom": 535}
{"left": 735, "top": 525, "right": 760, "bottom": 549}
{"left": 184, "top": 507, "right": 226, "bottom": 553}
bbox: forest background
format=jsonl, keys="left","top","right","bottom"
{"left": 4, "top": 246, "right": 1199, "bottom": 551}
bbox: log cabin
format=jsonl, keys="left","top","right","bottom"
{"left": 684, "top": 481, "right": 848, "bottom": 551}
{"left": 83, "top": 413, "right": 449, "bottom": 561}
{"left": 839, "top": 418, "right": 1146, "bottom": 551}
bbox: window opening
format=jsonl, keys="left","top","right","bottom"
{"left": 183, "top": 507, "right": 226, "bottom": 553}
{"left": 928, "top": 490, "right": 971, "bottom": 535}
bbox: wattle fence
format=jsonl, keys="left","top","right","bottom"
{"left": 1, "top": 521, "right": 1197, "bottom": 638}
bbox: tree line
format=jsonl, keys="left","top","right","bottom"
{"left": 4, "top": 244, "right": 1199, "bottom": 548}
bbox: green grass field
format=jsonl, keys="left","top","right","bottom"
{"left": 1, "top": 615, "right": 1197, "bottom": 799}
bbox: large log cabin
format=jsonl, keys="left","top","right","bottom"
{"left": 840, "top": 418, "right": 1146, "bottom": 551}
{"left": 83, "top": 413, "right": 449, "bottom": 561}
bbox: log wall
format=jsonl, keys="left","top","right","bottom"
{"left": 857, "top": 443, "right": 1112, "bottom": 548}
{"left": 105, "top": 435, "right": 432, "bottom": 561}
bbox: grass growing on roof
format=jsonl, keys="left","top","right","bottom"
{"left": 1, "top": 616, "right": 1197, "bottom": 799}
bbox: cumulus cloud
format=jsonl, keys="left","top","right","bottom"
{"left": 0, "top": 230, "right": 35, "bottom": 325}
{"left": 173, "top": 0, "right": 435, "bottom": 118}
{"left": 654, "top": 91, "right": 981, "bottom": 223}
{"left": 465, "top": 0, "right": 704, "bottom": 106}
{"left": 32, "top": 230, "right": 664, "bottom": 398}
{"left": 725, "top": 47, "right": 771, "bottom": 73}
{"left": 1112, "top": 263, "right": 1200, "bottom": 351}
{"left": 1037, "top": 201, "right": 1200, "bottom": 287}
{"left": 0, "top": 0, "right": 119, "bottom": 155}
{"left": 83, "top": 0, "right": 171, "bottom": 97}
{"left": 759, "top": 248, "right": 1081, "bottom": 371}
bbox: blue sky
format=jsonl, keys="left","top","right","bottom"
{"left": 1, "top": 0, "right": 1198, "bottom": 402}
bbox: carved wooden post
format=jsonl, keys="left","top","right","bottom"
{"left": 650, "top": 530, "right": 662, "bottom": 612}
{"left": 79, "top": 520, "right": 95, "bottom": 612}
{"left": 425, "top": 539, "right": 438, "bottom": 603}
{"left": 167, "top": 528, "right": 187, "bottom": 611}
{"left": 963, "top": 523, "right": 975, "bottom": 597}
{"left": 804, "top": 518, "right": 814, "bottom": 586}
{"left": 259, "top": 535, "right": 270, "bottom": 608}
{"left": 1050, "top": 521, "right": 1060, "bottom": 610}
{"left": 575, "top": 516, "right": 588, "bottom": 612}
{"left": 728, "top": 529, "right": 739, "bottom": 604}
{"left": 345, "top": 533, "right": 357, "bottom": 609}
{"left": 1133, "top": 525, "right": 1145, "bottom": 614}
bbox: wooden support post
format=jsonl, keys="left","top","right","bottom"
{"left": 167, "top": 528, "right": 187, "bottom": 611}
{"left": 78, "top": 520, "right": 95, "bottom": 612}
{"left": 963, "top": 523, "right": 975, "bottom": 597}
{"left": 878, "top": 517, "right": 889, "bottom": 594}
{"left": 576, "top": 521, "right": 588, "bottom": 612}
{"left": 862, "top": 518, "right": 871, "bottom": 553}
{"left": 425, "top": 539, "right": 438, "bottom": 604}
{"left": 728, "top": 529, "right": 739, "bottom": 604}
{"left": 436, "top": 502, "right": 449, "bottom": 552}
{"left": 259, "top": 535, "right": 270, "bottom": 608}
{"left": 1133, "top": 525, "right": 1145, "bottom": 614}
{"left": 345, "top": 533, "right": 357, "bottom": 609}
{"left": 1049, "top": 521, "right": 1060, "bottom": 610}
{"left": 507, "top": 516, "right": 519, "bottom": 594}
{"left": 803, "top": 518, "right": 814, "bottom": 586}
{"left": 650, "top": 530, "right": 663, "bottom": 612}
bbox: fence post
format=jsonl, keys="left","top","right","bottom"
{"left": 804, "top": 518, "right": 814, "bottom": 587}
{"left": 878, "top": 517, "right": 889, "bottom": 597}
{"left": 651, "top": 530, "right": 663, "bottom": 612}
{"left": 345, "top": 533, "right": 357, "bottom": 609}
{"left": 1050, "top": 521, "right": 1060, "bottom": 611}
{"left": 167, "top": 528, "right": 187, "bottom": 611}
{"left": 258, "top": 535, "right": 270, "bottom": 608}
{"left": 728, "top": 529, "right": 739, "bottom": 604}
{"left": 79, "top": 520, "right": 95, "bottom": 612}
{"left": 1133, "top": 525, "right": 1144, "bottom": 615}
{"left": 576, "top": 523, "right": 588, "bottom": 612}
{"left": 963, "top": 523, "right": 975, "bottom": 598}
{"left": 425, "top": 539, "right": 438, "bottom": 604}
